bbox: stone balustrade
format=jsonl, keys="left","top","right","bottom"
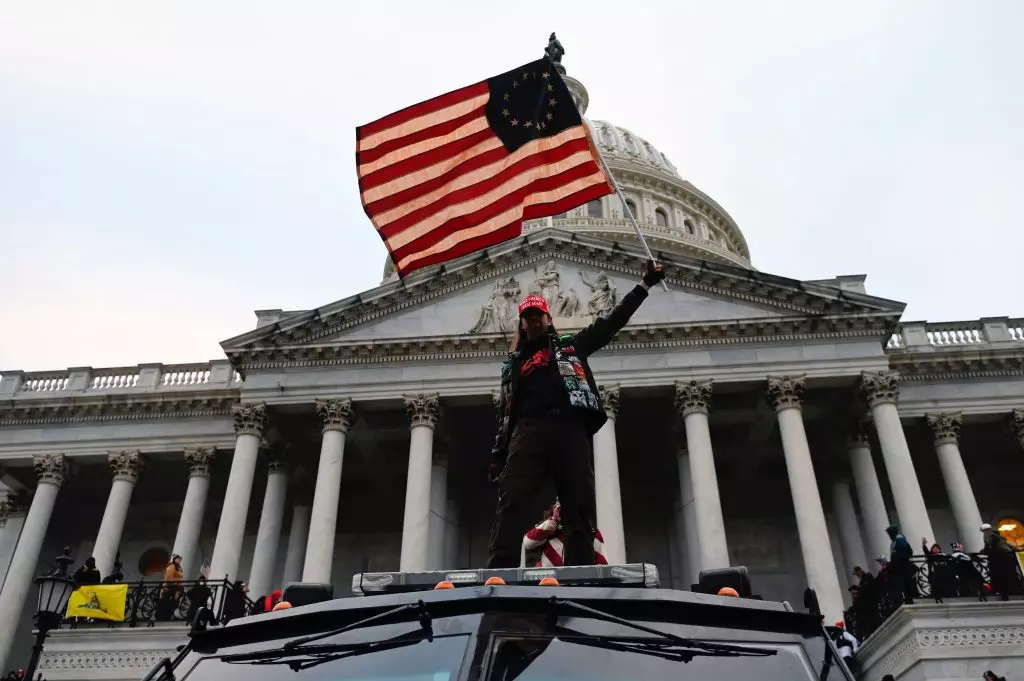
{"left": 523, "top": 216, "right": 751, "bottom": 267}
{"left": 0, "top": 361, "right": 241, "bottom": 398}
{"left": 887, "top": 318, "right": 1024, "bottom": 351}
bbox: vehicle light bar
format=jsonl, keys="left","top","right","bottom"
{"left": 351, "top": 563, "right": 659, "bottom": 596}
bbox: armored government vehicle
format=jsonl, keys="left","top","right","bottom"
{"left": 142, "top": 564, "right": 854, "bottom": 681}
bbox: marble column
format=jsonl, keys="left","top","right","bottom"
{"left": 861, "top": 371, "right": 934, "bottom": 547}
{"left": 675, "top": 448, "right": 702, "bottom": 586}
{"left": 444, "top": 500, "right": 459, "bottom": 570}
{"left": 847, "top": 421, "right": 892, "bottom": 562}
{"left": 93, "top": 450, "right": 144, "bottom": 577}
{"left": 304, "top": 398, "right": 354, "bottom": 583}
{"left": 674, "top": 380, "right": 729, "bottom": 570}
{"left": 832, "top": 479, "right": 869, "bottom": 581}
{"left": 766, "top": 375, "right": 844, "bottom": 623}
{"left": 428, "top": 449, "right": 448, "bottom": 570}
{"left": 171, "top": 447, "right": 216, "bottom": 579}
{"left": 401, "top": 394, "right": 439, "bottom": 572}
{"left": 247, "top": 454, "right": 289, "bottom": 598}
{"left": 927, "top": 412, "right": 984, "bottom": 552}
{"left": 0, "top": 494, "right": 27, "bottom": 593}
{"left": 282, "top": 500, "right": 311, "bottom": 586}
{"left": 594, "top": 385, "right": 626, "bottom": 564}
{"left": 209, "top": 402, "right": 266, "bottom": 583}
{"left": 0, "top": 454, "right": 68, "bottom": 675}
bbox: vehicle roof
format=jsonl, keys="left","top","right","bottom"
{"left": 192, "top": 585, "right": 824, "bottom": 653}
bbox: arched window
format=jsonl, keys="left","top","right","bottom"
{"left": 624, "top": 199, "right": 638, "bottom": 219}
{"left": 586, "top": 199, "right": 603, "bottom": 218}
{"left": 683, "top": 219, "right": 695, "bottom": 235}
{"left": 655, "top": 208, "right": 668, "bottom": 227}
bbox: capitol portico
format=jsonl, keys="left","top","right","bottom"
{"left": 2, "top": 69, "right": 1024, "bottom": 681}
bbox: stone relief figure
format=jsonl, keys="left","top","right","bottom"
{"left": 579, "top": 271, "right": 617, "bottom": 318}
{"left": 527, "top": 260, "right": 561, "bottom": 303}
{"left": 555, "top": 288, "right": 580, "bottom": 318}
{"left": 470, "top": 276, "right": 522, "bottom": 334}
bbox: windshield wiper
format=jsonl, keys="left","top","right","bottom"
{"left": 221, "top": 630, "right": 436, "bottom": 671}
{"left": 220, "top": 600, "right": 435, "bottom": 671}
{"left": 545, "top": 597, "right": 777, "bottom": 660}
{"left": 555, "top": 629, "right": 777, "bottom": 663}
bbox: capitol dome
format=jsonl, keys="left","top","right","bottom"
{"left": 382, "top": 61, "right": 752, "bottom": 282}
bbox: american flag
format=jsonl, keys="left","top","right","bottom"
{"left": 356, "top": 57, "right": 613, "bottom": 278}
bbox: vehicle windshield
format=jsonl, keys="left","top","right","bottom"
{"left": 488, "top": 633, "right": 847, "bottom": 681}
{"left": 180, "top": 633, "right": 470, "bottom": 681}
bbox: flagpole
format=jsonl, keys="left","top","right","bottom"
{"left": 583, "top": 117, "right": 669, "bottom": 291}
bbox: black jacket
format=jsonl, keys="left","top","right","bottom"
{"left": 490, "top": 284, "right": 650, "bottom": 469}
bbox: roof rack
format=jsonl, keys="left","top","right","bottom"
{"left": 352, "top": 563, "right": 660, "bottom": 596}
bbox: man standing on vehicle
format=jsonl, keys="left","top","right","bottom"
{"left": 487, "top": 260, "right": 665, "bottom": 569}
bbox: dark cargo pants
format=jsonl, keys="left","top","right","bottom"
{"left": 487, "top": 413, "right": 598, "bottom": 569}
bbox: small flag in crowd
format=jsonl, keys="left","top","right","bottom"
{"left": 357, "top": 57, "right": 613, "bottom": 278}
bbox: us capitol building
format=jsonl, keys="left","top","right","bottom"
{"left": 1, "top": 61, "right": 1023, "bottom": 681}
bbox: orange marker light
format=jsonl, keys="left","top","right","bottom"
{"left": 717, "top": 587, "right": 739, "bottom": 597}
{"left": 272, "top": 601, "right": 293, "bottom": 611}
{"left": 434, "top": 581, "right": 455, "bottom": 590}
{"left": 538, "top": 577, "right": 560, "bottom": 586}
{"left": 484, "top": 577, "right": 506, "bottom": 585}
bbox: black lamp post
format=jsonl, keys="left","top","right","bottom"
{"left": 23, "top": 548, "right": 75, "bottom": 681}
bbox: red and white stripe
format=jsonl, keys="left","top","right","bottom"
{"left": 522, "top": 518, "right": 609, "bottom": 568}
{"left": 357, "top": 81, "right": 611, "bottom": 277}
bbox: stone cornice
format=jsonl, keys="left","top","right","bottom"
{"left": 887, "top": 347, "right": 1024, "bottom": 381}
{"left": 0, "top": 392, "right": 238, "bottom": 426}
{"left": 221, "top": 231, "right": 903, "bottom": 364}
{"left": 230, "top": 318, "right": 896, "bottom": 372}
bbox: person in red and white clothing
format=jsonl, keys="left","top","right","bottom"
{"left": 521, "top": 500, "right": 608, "bottom": 567}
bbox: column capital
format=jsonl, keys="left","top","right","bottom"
{"left": 599, "top": 384, "right": 620, "bottom": 420}
{"left": 405, "top": 393, "right": 440, "bottom": 428}
{"left": 233, "top": 402, "right": 268, "bottom": 437}
{"left": 674, "top": 379, "right": 713, "bottom": 417}
{"left": 267, "top": 444, "right": 291, "bottom": 475}
{"left": 847, "top": 417, "right": 873, "bottom": 448}
{"left": 33, "top": 453, "right": 68, "bottom": 485}
{"left": 0, "top": 496, "right": 11, "bottom": 527}
{"left": 316, "top": 398, "right": 355, "bottom": 433}
{"left": 860, "top": 370, "right": 900, "bottom": 407}
{"left": 926, "top": 412, "right": 962, "bottom": 446}
{"left": 184, "top": 447, "right": 216, "bottom": 478}
{"left": 766, "top": 375, "right": 805, "bottom": 412}
{"left": 108, "top": 450, "right": 144, "bottom": 482}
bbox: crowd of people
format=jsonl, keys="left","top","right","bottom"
{"left": 844, "top": 522, "right": 1023, "bottom": 644}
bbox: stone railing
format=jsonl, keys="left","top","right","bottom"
{"left": 886, "top": 318, "right": 1024, "bottom": 351}
{"left": 523, "top": 217, "right": 751, "bottom": 267}
{"left": 0, "top": 360, "right": 242, "bottom": 398}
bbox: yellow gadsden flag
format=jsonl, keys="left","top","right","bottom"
{"left": 66, "top": 584, "right": 128, "bottom": 622}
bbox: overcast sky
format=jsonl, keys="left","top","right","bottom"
{"left": 1, "top": 1, "right": 1021, "bottom": 371}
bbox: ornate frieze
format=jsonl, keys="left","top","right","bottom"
{"left": 861, "top": 370, "right": 900, "bottom": 407}
{"left": 33, "top": 453, "right": 68, "bottom": 485}
{"left": 232, "top": 402, "right": 267, "bottom": 437}
{"left": 108, "top": 449, "right": 144, "bottom": 481}
{"left": 766, "top": 375, "right": 806, "bottom": 412}
{"left": 926, "top": 412, "right": 962, "bottom": 446}
{"left": 599, "top": 384, "right": 620, "bottom": 420}
{"left": 405, "top": 393, "right": 440, "bottom": 428}
{"left": 184, "top": 447, "right": 216, "bottom": 478}
{"left": 674, "top": 379, "right": 713, "bottom": 417}
{"left": 316, "top": 398, "right": 355, "bottom": 433}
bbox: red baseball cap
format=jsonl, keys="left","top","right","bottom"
{"left": 518, "top": 295, "right": 550, "bottom": 316}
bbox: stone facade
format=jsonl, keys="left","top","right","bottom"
{"left": 1, "top": 75, "right": 1023, "bottom": 681}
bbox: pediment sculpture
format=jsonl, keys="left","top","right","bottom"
{"left": 469, "top": 262, "right": 617, "bottom": 334}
